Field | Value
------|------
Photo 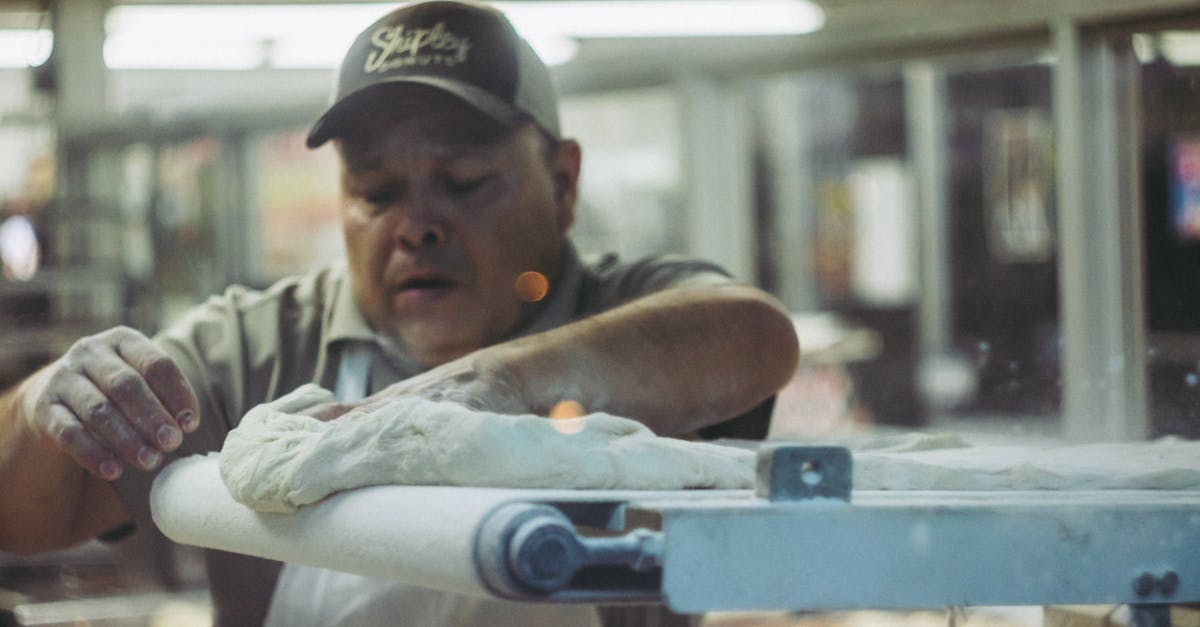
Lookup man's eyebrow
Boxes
[340,161,393,181]
[338,124,516,165]
[433,134,509,156]
[355,146,499,171]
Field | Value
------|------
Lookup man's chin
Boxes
[390,326,479,368]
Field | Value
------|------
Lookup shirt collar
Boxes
[325,261,377,345]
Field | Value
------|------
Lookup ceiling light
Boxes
[104,1,823,70]
[1160,31,1200,66]
[0,29,51,68]
[498,1,824,38]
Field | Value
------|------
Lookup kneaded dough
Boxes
[219,384,753,513]
[850,433,1200,491]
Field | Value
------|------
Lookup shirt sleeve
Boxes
[575,252,735,315]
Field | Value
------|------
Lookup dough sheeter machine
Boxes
[150,445,1200,624]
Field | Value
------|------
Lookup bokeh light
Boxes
[515,270,550,302]
[549,399,586,434]
[550,399,585,419]
[0,215,39,281]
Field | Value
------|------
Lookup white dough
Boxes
[850,433,1200,491]
[219,384,754,513]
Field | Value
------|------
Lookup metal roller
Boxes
[475,503,664,598]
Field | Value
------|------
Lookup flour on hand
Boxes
[219,384,754,513]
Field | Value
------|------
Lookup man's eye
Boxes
[362,190,397,207]
[445,175,491,194]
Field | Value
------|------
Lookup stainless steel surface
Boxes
[656,489,1200,613]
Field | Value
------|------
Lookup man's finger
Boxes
[113,331,200,433]
[43,402,123,480]
[81,349,181,452]
[56,376,161,472]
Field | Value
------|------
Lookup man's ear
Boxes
[550,139,582,234]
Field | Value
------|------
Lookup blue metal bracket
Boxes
[755,444,853,502]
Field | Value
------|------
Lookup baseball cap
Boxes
[306,0,560,148]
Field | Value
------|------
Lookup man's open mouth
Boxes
[398,277,455,291]
[393,272,459,299]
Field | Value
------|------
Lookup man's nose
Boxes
[393,201,448,250]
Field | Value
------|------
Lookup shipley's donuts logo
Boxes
[364,21,474,72]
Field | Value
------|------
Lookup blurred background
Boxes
[0,0,1198,624]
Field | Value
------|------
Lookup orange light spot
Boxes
[550,400,585,419]
[550,400,586,435]
[515,271,550,302]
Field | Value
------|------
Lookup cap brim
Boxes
[305,78,529,149]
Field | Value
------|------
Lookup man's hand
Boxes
[303,350,528,422]
[17,326,200,480]
[376,352,528,413]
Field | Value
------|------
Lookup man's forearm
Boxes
[491,284,799,435]
[0,327,196,552]
[0,375,122,552]
[0,375,78,550]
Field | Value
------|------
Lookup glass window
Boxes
[152,137,224,321]
[753,50,1061,436]
[1137,28,1200,437]
[561,87,686,259]
[248,128,342,282]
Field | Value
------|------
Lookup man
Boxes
[0,1,798,624]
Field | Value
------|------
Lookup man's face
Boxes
[335,92,579,368]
